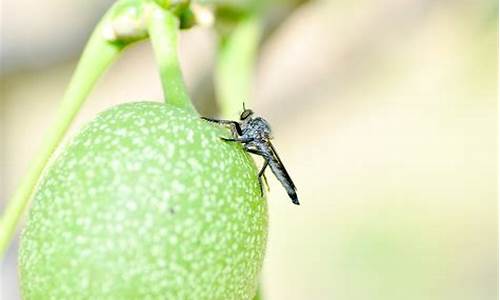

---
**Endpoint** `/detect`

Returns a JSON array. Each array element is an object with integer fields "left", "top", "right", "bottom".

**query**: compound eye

[{"left": 240, "top": 109, "right": 253, "bottom": 120}]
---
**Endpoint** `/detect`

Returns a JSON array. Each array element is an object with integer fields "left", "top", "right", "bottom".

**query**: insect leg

[
  {"left": 262, "top": 173, "right": 270, "bottom": 192},
  {"left": 246, "top": 149, "right": 264, "bottom": 156},
  {"left": 201, "top": 117, "right": 242, "bottom": 135},
  {"left": 220, "top": 137, "right": 253, "bottom": 143},
  {"left": 201, "top": 117, "right": 231, "bottom": 124},
  {"left": 257, "top": 160, "right": 269, "bottom": 196},
  {"left": 259, "top": 160, "right": 269, "bottom": 196},
  {"left": 246, "top": 149, "right": 271, "bottom": 195}
]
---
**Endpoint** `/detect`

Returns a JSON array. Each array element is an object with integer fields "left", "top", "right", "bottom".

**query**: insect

[{"left": 202, "top": 105, "right": 299, "bottom": 205}]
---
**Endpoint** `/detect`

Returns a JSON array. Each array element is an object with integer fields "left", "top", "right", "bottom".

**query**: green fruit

[{"left": 19, "top": 102, "right": 267, "bottom": 299}]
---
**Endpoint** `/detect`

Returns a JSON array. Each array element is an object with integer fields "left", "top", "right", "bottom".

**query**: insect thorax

[{"left": 242, "top": 117, "right": 272, "bottom": 139}]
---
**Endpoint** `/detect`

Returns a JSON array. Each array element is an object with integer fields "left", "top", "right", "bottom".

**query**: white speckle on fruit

[
  {"left": 169, "top": 235, "right": 178, "bottom": 245},
  {"left": 75, "top": 235, "right": 86, "bottom": 245},
  {"left": 186, "top": 129, "right": 194, "bottom": 143},
  {"left": 126, "top": 200, "right": 137, "bottom": 211},
  {"left": 172, "top": 180, "right": 185, "bottom": 193}
]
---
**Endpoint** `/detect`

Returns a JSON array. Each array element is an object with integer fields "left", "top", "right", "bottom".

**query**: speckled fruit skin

[{"left": 19, "top": 102, "right": 267, "bottom": 299}]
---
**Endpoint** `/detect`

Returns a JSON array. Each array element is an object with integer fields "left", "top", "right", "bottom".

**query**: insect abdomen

[{"left": 268, "top": 159, "right": 299, "bottom": 205}]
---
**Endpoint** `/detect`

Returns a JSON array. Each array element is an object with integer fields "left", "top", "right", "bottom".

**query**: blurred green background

[{"left": 1, "top": 0, "right": 497, "bottom": 299}]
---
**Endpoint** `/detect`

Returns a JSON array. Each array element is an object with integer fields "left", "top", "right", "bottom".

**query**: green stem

[
  {"left": 215, "top": 14, "right": 261, "bottom": 118},
  {"left": 0, "top": 16, "right": 125, "bottom": 258},
  {"left": 214, "top": 13, "right": 264, "bottom": 299},
  {"left": 148, "top": 5, "right": 197, "bottom": 115}
]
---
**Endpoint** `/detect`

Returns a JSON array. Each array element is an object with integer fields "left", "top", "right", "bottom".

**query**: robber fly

[{"left": 202, "top": 105, "right": 299, "bottom": 205}]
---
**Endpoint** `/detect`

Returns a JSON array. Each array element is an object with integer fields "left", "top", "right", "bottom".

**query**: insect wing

[{"left": 268, "top": 141, "right": 297, "bottom": 191}]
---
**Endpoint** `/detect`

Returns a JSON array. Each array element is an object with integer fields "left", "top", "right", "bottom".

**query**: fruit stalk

[{"left": 148, "top": 4, "right": 197, "bottom": 115}]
